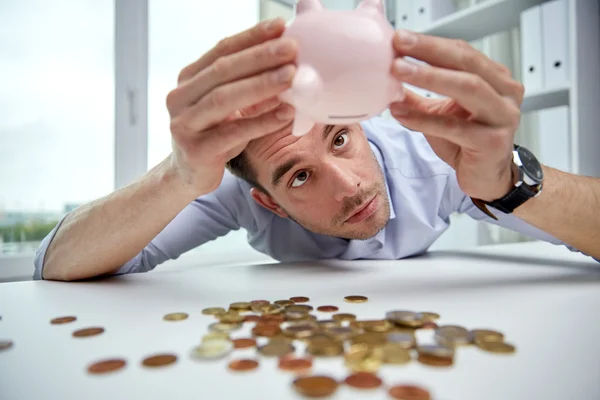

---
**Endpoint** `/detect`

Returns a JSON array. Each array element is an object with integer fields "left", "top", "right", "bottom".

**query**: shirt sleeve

[
  {"left": 442, "top": 170, "right": 600, "bottom": 263},
  {"left": 33, "top": 170, "right": 247, "bottom": 280}
]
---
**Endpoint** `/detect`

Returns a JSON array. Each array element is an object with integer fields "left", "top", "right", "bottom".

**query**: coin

[
  {"left": 279, "top": 356, "right": 313, "bottom": 373},
  {"left": 344, "top": 295, "right": 368, "bottom": 303},
  {"left": 142, "top": 354, "right": 177, "bottom": 367},
  {"left": 259, "top": 314, "right": 285, "bottom": 324},
  {"left": 476, "top": 341, "right": 516, "bottom": 354},
  {"left": 191, "top": 338, "right": 234, "bottom": 360},
  {"left": 387, "top": 333, "right": 415, "bottom": 349},
  {"left": 290, "top": 296, "right": 310, "bottom": 303},
  {"left": 202, "top": 332, "right": 230, "bottom": 342},
  {"left": 332, "top": 313, "right": 356, "bottom": 322},
  {"left": 417, "top": 353, "right": 453, "bottom": 367},
  {"left": 50, "top": 316, "right": 77, "bottom": 325},
  {"left": 0, "top": 340, "right": 14, "bottom": 351},
  {"left": 472, "top": 329, "right": 504, "bottom": 343},
  {"left": 218, "top": 312, "right": 245, "bottom": 323},
  {"left": 244, "top": 315, "right": 260, "bottom": 323},
  {"left": 258, "top": 341, "right": 295, "bottom": 357},
  {"left": 344, "top": 372, "right": 383, "bottom": 389},
  {"left": 284, "top": 324, "right": 318, "bottom": 339},
  {"left": 325, "top": 326, "right": 360, "bottom": 341},
  {"left": 228, "top": 359, "right": 259, "bottom": 372},
  {"left": 317, "top": 319, "right": 341, "bottom": 329},
  {"left": 292, "top": 376, "right": 339, "bottom": 398},
  {"left": 274, "top": 300, "right": 295, "bottom": 307},
  {"left": 307, "top": 338, "right": 344, "bottom": 357},
  {"left": 344, "top": 344, "right": 383, "bottom": 372},
  {"left": 382, "top": 343, "right": 412, "bottom": 364},
  {"left": 354, "top": 319, "right": 393, "bottom": 332},
  {"left": 229, "top": 302, "right": 251, "bottom": 311},
  {"left": 202, "top": 307, "right": 226, "bottom": 315},
  {"left": 250, "top": 300, "right": 270, "bottom": 306},
  {"left": 416, "top": 344, "right": 454, "bottom": 358},
  {"left": 287, "top": 304, "right": 313, "bottom": 313},
  {"left": 209, "top": 322, "right": 243, "bottom": 333},
  {"left": 263, "top": 304, "right": 285, "bottom": 315},
  {"left": 87, "top": 358, "right": 126, "bottom": 374},
  {"left": 350, "top": 332, "right": 387, "bottom": 347},
  {"left": 386, "top": 311, "right": 424, "bottom": 328},
  {"left": 388, "top": 384, "right": 431, "bottom": 400},
  {"left": 232, "top": 338, "right": 257, "bottom": 349},
  {"left": 435, "top": 325, "right": 471, "bottom": 346},
  {"left": 420, "top": 321, "right": 438, "bottom": 330},
  {"left": 73, "top": 327, "right": 104, "bottom": 338},
  {"left": 317, "top": 305, "right": 339, "bottom": 312},
  {"left": 163, "top": 312, "right": 188, "bottom": 321},
  {"left": 420, "top": 312, "right": 440, "bottom": 321},
  {"left": 252, "top": 324, "right": 281, "bottom": 337}
]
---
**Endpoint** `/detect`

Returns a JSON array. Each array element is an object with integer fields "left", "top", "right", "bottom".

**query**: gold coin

[
  {"left": 382, "top": 343, "right": 412, "bottom": 364},
  {"left": 163, "top": 312, "right": 188, "bottom": 321},
  {"left": 258, "top": 341, "right": 295, "bottom": 357},
  {"left": 263, "top": 304, "right": 285, "bottom": 315},
  {"left": 202, "top": 332, "right": 230, "bottom": 342},
  {"left": 325, "top": 326, "right": 361, "bottom": 341},
  {"left": 307, "top": 339, "right": 344, "bottom": 357},
  {"left": 283, "top": 324, "right": 318, "bottom": 339},
  {"left": 472, "top": 329, "right": 504, "bottom": 343},
  {"left": 476, "top": 341, "right": 516, "bottom": 354},
  {"left": 229, "top": 302, "right": 251, "bottom": 311},
  {"left": 287, "top": 305, "right": 313, "bottom": 313},
  {"left": 142, "top": 354, "right": 177, "bottom": 367},
  {"left": 416, "top": 344, "right": 454, "bottom": 358},
  {"left": 332, "top": 313, "right": 357, "bottom": 322},
  {"left": 435, "top": 325, "right": 471, "bottom": 346},
  {"left": 387, "top": 332, "right": 415, "bottom": 349},
  {"left": 191, "top": 338, "right": 233, "bottom": 360},
  {"left": 386, "top": 311, "right": 425, "bottom": 328},
  {"left": 50, "top": 316, "right": 77, "bottom": 325},
  {"left": 318, "top": 319, "right": 341, "bottom": 329},
  {"left": 293, "top": 376, "right": 339, "bottom": 398},
  {"left": 354, "top": 319, "right": 393, "bottom": 333},
  {"left": 274, "top": 300, "right": 295, "bottom": 307},
  {"left": 0, "top": 340, "right": 14, "bottom": 351},
  {"left": 251, "top": 303, "right": 272, "bottom": 313},
  {"left": 209, "top": 322, "right": 243, "bottom": 333},
  {"left": 202, "top": 307, "right": 226, "bottom": 316},
  {"left": 218, "top": 312, "right": 245, "bottom": 323},
  {"left": 350, "top": 332, "right": 387, "bottom": 347},
  {"left": 419, "top": 312, "right": 440, "bottom": 321},
  {"left": 344, "top": 295, "right": 368, "bottom": 303},
  {"left": 344, "top": 344, "right": 383, "bottom": 372}
]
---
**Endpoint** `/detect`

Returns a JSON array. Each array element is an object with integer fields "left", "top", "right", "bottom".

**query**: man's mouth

[{"left": 344, "top": 194, "right": 379, "bottom": 224}]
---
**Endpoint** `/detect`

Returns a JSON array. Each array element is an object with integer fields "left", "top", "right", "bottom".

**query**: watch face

[{"left": 517, "top": 146, "right": 544, "bottom": 183}]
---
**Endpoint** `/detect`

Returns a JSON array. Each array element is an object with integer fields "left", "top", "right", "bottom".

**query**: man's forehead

[{"left": 246, "top": 122, "right": 328, "bottom": 161}]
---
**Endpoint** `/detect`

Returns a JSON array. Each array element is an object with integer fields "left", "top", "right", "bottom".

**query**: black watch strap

[{"left": 487, "top": 184, "right": 535, "bottom": 214}]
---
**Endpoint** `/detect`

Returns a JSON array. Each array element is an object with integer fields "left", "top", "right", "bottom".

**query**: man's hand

[
  {"left": 389, "top": 29, "right": 524, "bottom": 203},
  {"left": 167, "top": 18, "right": 297, "bottom": 197}
]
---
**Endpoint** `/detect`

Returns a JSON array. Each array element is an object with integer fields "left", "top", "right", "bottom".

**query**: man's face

[{"left": 246, "top": 123, "right": 390, "bottom": 240}]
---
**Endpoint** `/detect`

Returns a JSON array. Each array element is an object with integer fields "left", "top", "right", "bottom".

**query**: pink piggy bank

[{"left": 279, "top": 0, "right": 404, "bottom": 136}]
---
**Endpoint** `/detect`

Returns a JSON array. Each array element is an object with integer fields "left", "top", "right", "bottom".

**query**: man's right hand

[{"left": 166, "top": 18, "right": 297, "bottom": 197}]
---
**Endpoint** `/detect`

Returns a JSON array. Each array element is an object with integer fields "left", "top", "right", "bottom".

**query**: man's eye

[
  {"left": 291, "top": 171, "right": 310, "bottom": 188},
  {"left": 333, "top": 133, "right": 349, "bottom": 149}
]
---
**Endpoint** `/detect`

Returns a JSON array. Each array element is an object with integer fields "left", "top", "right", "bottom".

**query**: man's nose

[{"left": 329, "top": 162, "right": 360, "bottom": 202}]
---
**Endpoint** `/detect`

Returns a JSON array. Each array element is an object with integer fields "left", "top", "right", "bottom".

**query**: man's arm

[{"left": 512, "top": 166, "right": 600, "bottom": 259}]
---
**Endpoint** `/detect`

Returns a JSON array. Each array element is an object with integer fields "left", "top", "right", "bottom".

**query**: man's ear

[{"left": 250, "top": 188, "right": 289, "bottom": 219}]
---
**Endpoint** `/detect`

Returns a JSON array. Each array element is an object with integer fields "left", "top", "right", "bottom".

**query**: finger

[
  {"left": 176, "top": 64, "right": 296, "bottom": 133},
  {"left": 392, "top": 58, "right": 516, "bottom": 126},
  {"left": 204, "top": 103, "right": 295, "bottom": 155},
  {"left": 178, "top": 18, "right": 287, "bottom": 83},
  {"left": 389, "top": 105, "right": 507, "bottom": 152},
  {"left": 392, "top": 88, "right": 450, "bottom": 115},
  {"left": 171, "top": 36, "right": 297, "bottom": 112},
  {"left": 393, "top": 30, "right": 524, "bottom": 105},
  {"left": 223, "top": 97, "right": 282, "bottom": 122}
]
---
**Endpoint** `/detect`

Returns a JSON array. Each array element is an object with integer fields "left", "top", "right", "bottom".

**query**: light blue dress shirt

[{"left": 33, "top": 116, "right": 594, "bottom": 280}]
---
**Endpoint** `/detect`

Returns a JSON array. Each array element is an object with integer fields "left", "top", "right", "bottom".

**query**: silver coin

[
  {"left": 416, "top": 344, "right": 455, "bottom": 358},
  {"left": 387, "top": 332, "right": 415, "bottom": 348},
  {"left": 190, "top": 339, "right": 233, "bottom": 360}
]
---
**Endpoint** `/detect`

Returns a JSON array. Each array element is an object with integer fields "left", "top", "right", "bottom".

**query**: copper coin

[
  {"left": 388, "top": 384, "right": 431, "bottom": 400},
  {"left": 0, "top": 340, "right": 14, "bottom": 351},
  {"left": 250, "top": 300, "right": 270, "bottom": 306},
  {"left": 420, "top": 321, "right": 438, "bottom": 330},
  {"left": 260, "top": 314, "right": 286, "bottom": 324},
  {"left": 344, "top": 295, "right": 368, "bottom": 303},
  {"left": 252, "top": 324, "right": 281, "bottom": 337},
  {"left": 141, "top": 354, "right": 177, "bottom": 367},
  {"left": 244, "top": 315, "right": 260, "bottom": 323},
  {"left": 233, "top": 338, "right": 257, "bottom": 349},
  {"left": 278, "top": 357, "right": 313, "bottom": 372},
  {"left": 317, "top": 305, "right": 339, "bottom": 312},
  {"left": 293, "top": 375, "right": 339, "bottom": 398},
  {"left": 87, "top": 358, "right": 127, "bottom": 374},
  {"left": 72, "top": 327, "right": 105, "bottom": 338},
  {"left": 290, "top": 296, "right": 310, "bottom": 303},
  {"left": 50, "top": 316, "right": 77, "bottom": 325},
  {"left": 417, "top": 354, "right": 453, "bottom": 367},
  {"left": 228, "top": 359, "right": 259, "bottom": 372},
  {"left": 344, "top": 372, "right": 383, "bottom": 389}
]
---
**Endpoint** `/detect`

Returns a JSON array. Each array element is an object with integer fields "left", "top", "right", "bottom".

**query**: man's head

[{"left": 226, "top": 122, "right": 390, "bottom": 240}]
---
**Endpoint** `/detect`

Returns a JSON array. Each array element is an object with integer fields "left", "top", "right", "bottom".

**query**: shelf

[
  {"left": 420, "top": 0, "right": 550, "bottom": 42},
  {"left": 521, "top": 85, "right": 570, "bottom": 114}
]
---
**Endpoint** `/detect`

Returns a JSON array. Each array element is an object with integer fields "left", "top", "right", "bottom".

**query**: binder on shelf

[
  {"left": 541, "top": 0, "right": 570, "bottom": 88},
  {"left": 412, "top": 0, "right": 456, "bottom": 32},
  {"left": 520, "top": 5, "right": 544, "bottom": 92},
  {"left": 538, "top": 105, "right": 571, "bottom": 173},
  {"left": 394, "top": 0, "right": 414, "bottom": 31}
]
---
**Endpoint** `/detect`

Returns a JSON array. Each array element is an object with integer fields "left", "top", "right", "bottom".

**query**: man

[{"left": 34, "top": 18, "right": 600, "bottom": 281}]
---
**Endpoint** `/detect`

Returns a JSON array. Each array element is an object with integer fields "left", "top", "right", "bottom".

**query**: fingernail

[
  {"left": 396, "top": 29, "right": 417, "bottom": 47},
  {"left": 274, "top": 65, "right": 295, "bottom": 84},
  {"left": 276, "top": 105, "right": 295, "bottom": 120},
  {"left": 394, "top": 59, "right": 417, "bottom": 75}
]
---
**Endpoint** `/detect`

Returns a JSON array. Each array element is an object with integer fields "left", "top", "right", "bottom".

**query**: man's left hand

[{"left": 389, "top": 29, "right": 525, "bottom": 203}]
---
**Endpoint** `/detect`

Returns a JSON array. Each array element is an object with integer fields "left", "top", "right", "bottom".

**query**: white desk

[{"left": 1, "top": 241, "right": 599, "bottom": 400}]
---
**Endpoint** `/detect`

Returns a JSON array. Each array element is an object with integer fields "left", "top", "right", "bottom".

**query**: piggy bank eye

[{"left": 333, "top": 133, "right": 349, "bottom": 150}]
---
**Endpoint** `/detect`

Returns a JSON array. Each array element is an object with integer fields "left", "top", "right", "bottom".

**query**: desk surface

[{"left": 1, "top": 241, "right": 599, "bottom": 400}]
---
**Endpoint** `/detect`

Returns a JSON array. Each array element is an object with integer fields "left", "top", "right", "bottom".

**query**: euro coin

[
  {"left": 307, "top": 338, "right": 344, "bottom": 357},
  {"left": 229, "top": 302, "right": 251, "bottom": 311},
  {"left": 344, "top": 295, "right": 368, "bottom": 303},
  {"left": 316, "top": 305, "right": 339, "bottom": 312},
  {"left": 417, "top": 353, "right": 453, "bottom": 367},
  {"left": 476, "top": 341, "right": 516, "bottom": 354},
  {"left": 0, "top": 340, "right": 14, "bottom": 351},
  {"left": 50, "top": 316, "right": 77, "bottom": 325},
  {"left": 388, "top": 384, "right": 431, "bottom": 400},
  {"left": 87, "top": 359, "right": 126, "bottom": 374},
  {"left": 382, "top": 343, "right": 411, "bottom": 364},
  {"left": 416, "top": 344, "right": 454, "bottom": 358},
  {"left": 274, "top": 300, "right": 295, "bottom": 307},
  {"left": 191, "top": 338, "right": 233, "bottom": 360},
  {"left": 202, "top": 307, "right": 226, "bottom": 316},
  {"left": 287, "top": 305, "right": 313, "bottom": 313},
  {"left": 435, "top": 325, "right": 471, "bottom": 346},
  {"left": 284, "top": 324, "right": 318, "bottom": 339},
  {"left": 163, "top": 312, "right": 188, "bottom": 321},
  {"left": 258, "top": 341, "right": 295, "bottom": 357},
  {"left": 325, "top": 326, "right": 360, "bottom": 341},
  {"left": 278, "top": 356, "right": 313, "bottom": 373},
  {"left": 290, "top": 296, "right": 310, "bottom": 303},
  {"left": 344, "top": 372, "right": 383, "bottom": 389},
  {"left": 209, "top": 322, "right": 242, "bottom": 333},
  {"left": 386, "top": 311, "right": 424, "bottom": 328},
  {"left": 472, "top": 329, "right": 504, "bottom": 343},
  {"left": 252, "top": 324, "right": 281, "bottom": 337},
  {"left": 332, "top": 313, "right": 357, "bottom": 322},
  {"left": 228, "top": 359, "right": 259, "bottom": 372},
  {"left": 263, "top": 304, "right": 285, "bottom": 315},
  {"left": 232, "top": 338, "right": 256, "bottom": 349},
  {"left": 72, "top": 327, "right": 104, "bottom": 338},
  {"left": 387, "top": 333, "right": 415, "bottom": 349},
  {"left": 244, "top": 315, "right": 260, "bottom": 323},
  {"left": 292, "top": 376, "right": 339, "bottom": 398},
  {"left": 142, "top": 354, "right": 177, "bottom": 367},
  {"left": 218, "top": 312, "right": 245, "bottom": 324},
  {"left": 202, "top": 332, "right": 230, "bottom": 342},
  {"left": 419, "top": 312, "right": 440, "bottom": 321}
]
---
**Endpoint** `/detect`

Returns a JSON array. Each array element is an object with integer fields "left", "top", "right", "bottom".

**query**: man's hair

[{"left": 226, "top": 151, "right": 268, "bottom": 194}]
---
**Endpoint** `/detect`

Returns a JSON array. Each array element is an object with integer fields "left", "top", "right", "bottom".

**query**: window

[{"left": 0, "top": 0, "right": 115, "bottom": 256}]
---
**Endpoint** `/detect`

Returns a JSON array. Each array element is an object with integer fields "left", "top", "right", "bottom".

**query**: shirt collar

[{"left": 369, "top": 140, "right": 396, "bottom": 221}]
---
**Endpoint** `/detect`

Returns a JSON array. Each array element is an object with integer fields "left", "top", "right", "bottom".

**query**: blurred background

[{"left": 1, "top": 0, "right": 598, "bottom": 280}]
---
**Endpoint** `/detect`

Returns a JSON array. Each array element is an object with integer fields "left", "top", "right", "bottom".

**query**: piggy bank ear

[
  {"left": 295, "top": 0, "right": 323, "bottom": 14},
  {"left": 356, "top": 0, "right": 385, "bottom": 15}
]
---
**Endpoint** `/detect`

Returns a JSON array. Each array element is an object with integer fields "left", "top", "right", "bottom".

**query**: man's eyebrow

[
  {"left": 271, "top": 157, "right": 301, "bottom": 187},
  {"left": 321, "top": 124, "right": 336, "bottom": 141}
]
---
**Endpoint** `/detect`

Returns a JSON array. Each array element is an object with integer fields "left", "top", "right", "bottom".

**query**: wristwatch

[{"left": 472, "top": 144, "right": 544, "bottom": 220}]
